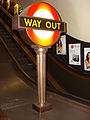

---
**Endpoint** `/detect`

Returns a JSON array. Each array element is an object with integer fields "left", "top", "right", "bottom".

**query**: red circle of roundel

[{"left": 26, "top": 2, "right": 61, "bottom": 47}]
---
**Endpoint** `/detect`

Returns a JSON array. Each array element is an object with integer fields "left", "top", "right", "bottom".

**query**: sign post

[
  {"left": 32, "top": 46, "right": 51, "bottom": 113},
  {"left": 12, "top": 2, "right": 67, "bottom": 113}
]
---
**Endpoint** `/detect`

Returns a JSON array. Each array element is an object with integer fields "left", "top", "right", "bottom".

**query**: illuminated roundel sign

[
  {"left": 12, "top": 2, "right": 66, "bottom": 47},
  {"left": 26, "top": 2, "right": 62, "bottom": 47}
]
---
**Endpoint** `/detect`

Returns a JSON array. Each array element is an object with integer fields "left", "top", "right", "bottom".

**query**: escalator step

[
  {"left": 22, "top": 64, "right": 33, "bottom": 71},
  {"left": 6, "top": 42, "right": 17, "bottom": 46},
  {"left": 6, "top": 44, "right": 17, "bottom": 48},
  {"left": 0, "top": 24, "right": 37, "bottom": 83},
  {"left": 17, "top": 57, "right": 32, "bottom": 63},
  {"left": 26, "top": 70, "right": 37, "bottom": 80},
  {"left": 13, "top": 52, "right": 25, "bottom": 58},
  {"left": 18, "top": 59, "right": 32, "bottom": 66},
  {"left": 4, "top": 38, "right": 15, "bottom": 43},
  {"left": 9, "top": 47, "right": 19, "bottom": 52},
  {"left": 0, "top": 32, "right": 9, "bottom": 35}
]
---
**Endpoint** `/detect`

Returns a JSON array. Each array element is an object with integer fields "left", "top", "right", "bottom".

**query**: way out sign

[
  {"left": 12, "top": 2, "right": 67, "bottom": 47},
  {"left": 19, "top": 16, "right": 65, "bottom": 32},
  {"left": 12, "top": 1, "right": 67, "bottom": 113}
]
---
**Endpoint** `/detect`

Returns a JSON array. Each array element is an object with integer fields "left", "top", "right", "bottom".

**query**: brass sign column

[{"left": 32, "top": 46, "right": 52, "bottom": 113}]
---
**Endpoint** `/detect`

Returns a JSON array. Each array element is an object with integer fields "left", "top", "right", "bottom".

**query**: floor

[{"left": 0, "top": 39, "right": 90, "bottom": 120}]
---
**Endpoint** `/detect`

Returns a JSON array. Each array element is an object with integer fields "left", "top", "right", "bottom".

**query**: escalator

[
  {"left": 0, "top": 22, "right": 37, "bottom": 84},
  {"left": 0, "top": 4, "right": 90, "bottom": 106}
]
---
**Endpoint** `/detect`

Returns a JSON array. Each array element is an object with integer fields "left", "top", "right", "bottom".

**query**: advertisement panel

[
  {"left": 56, "top": 35, "right": 66, "bottom": 55},
  {"left": 69, "top": 43, "right": 81, "bottom": 65},
  {"left": 84, "top": 48, "right": 90, "bottom": 71}
]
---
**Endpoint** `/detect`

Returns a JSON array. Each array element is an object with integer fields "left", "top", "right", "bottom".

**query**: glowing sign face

[{"left": 26, "top": 2, "right": 61, "bottom": 47}]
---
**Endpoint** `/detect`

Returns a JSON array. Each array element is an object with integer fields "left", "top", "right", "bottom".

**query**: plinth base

[{"left": 32, "top": 103, "right": 53, "bottom": 113}]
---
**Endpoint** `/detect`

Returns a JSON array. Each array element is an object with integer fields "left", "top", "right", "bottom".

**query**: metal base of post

[{"left": 32, "top": 103, "right": 53, "bottom": 113}]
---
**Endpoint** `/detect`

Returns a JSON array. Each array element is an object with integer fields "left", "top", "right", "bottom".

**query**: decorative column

[{"left": 32, "top": 45, "right": 52, "bottom": 113}]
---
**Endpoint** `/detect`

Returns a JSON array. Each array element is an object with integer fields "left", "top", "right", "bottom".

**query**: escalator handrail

[{"left": 0, "top": 5, "right": 13, "bottom": 19}]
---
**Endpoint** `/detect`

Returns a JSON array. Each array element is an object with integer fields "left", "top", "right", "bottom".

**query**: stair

[{"left": 0, "top": 23, "right": 37, "bottom": 83}]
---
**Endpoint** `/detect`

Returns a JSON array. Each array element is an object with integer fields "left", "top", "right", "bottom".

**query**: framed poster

[
  {"left": 56, "top": 35, "right": 66, "bottom": 55},
  {"left": 84, "top": 48, "right": 90, "bottom": 71},
  {"left": 69, "top": 43, "right": 81, "bottom": 65}
]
